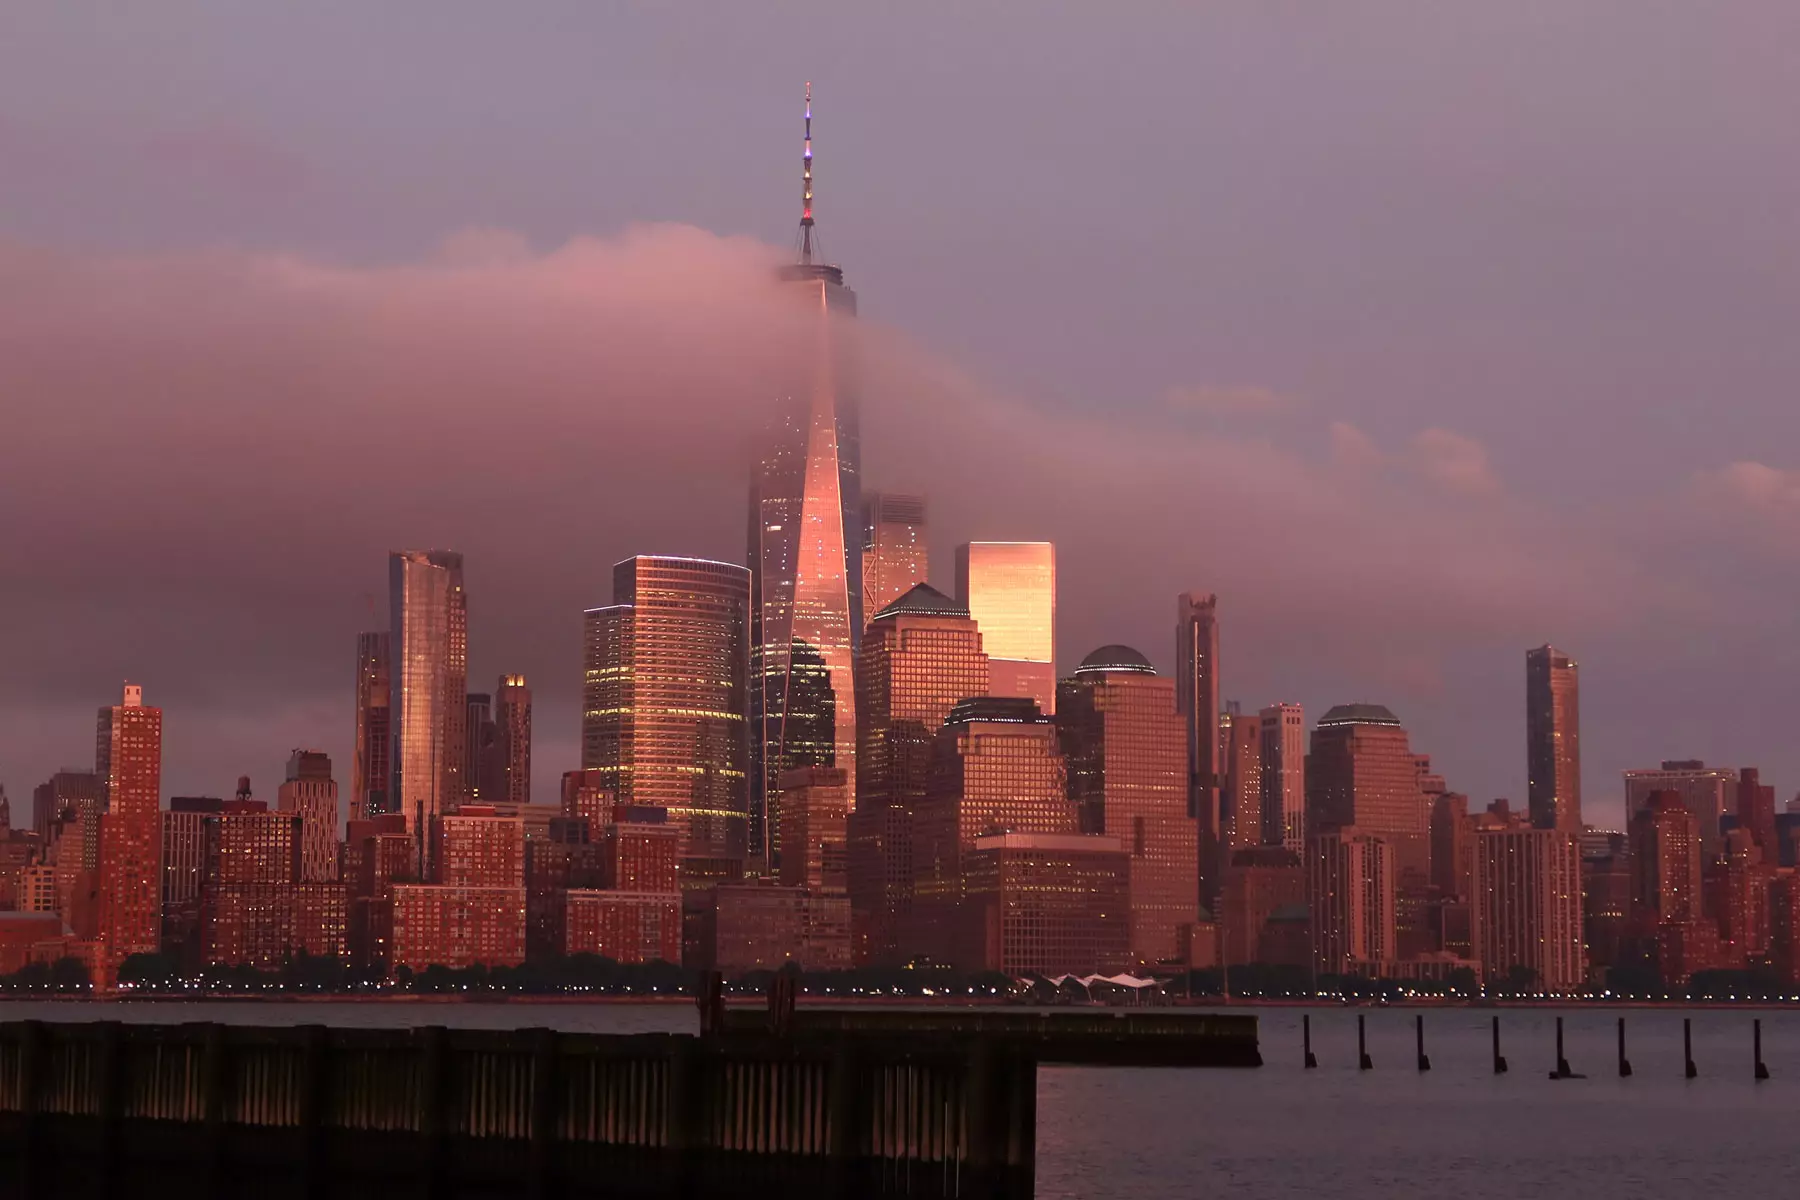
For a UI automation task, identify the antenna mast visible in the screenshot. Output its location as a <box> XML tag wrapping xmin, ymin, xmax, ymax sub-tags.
<box><xmin>800</xmin><ymin>82</ymin><xmax>814</xmax><ymax>264</ymax></box>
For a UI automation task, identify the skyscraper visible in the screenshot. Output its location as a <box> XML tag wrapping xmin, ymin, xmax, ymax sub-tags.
<box><xmin>1470</xmin><ymin>826</ymin><xmax>1585</xmax><ymax>993</ymax></box>
<box><xmin>1174</xmin><ymin>592</ymin><xmax>1222</xmax><ymax>914</ymax></box>
<box><xmin>494</xmin><ymin>674</ymin><xmax>533</xmax><ymax>806</ymax></box>
<box><xmin>1526</xmin><ymin>645</ymin><xmax>1581</xmax><ymax>833</ymax></box>
<box><xmin>583</xmin><ymin>556</ymin><xmax>751</xmax><ymax>882</ymax></box>
<box><xmin>1308</xmin><ymin>828</ymin><xmax>1395</xmax><ymax>975</ymax></box>
<box><xmin>96</xmin><ymin>684</ymin><xmax>163</xmax><ymax>974</ymax></box>
<box><xmin>861</xmin><ymin>492</ymin><xmax>928</xmax><ymax>618</ymax></box>
<box><xmin>749</xmin><ymin>85</ymin><xmax>862</xmax><ymax>867</ymax></box>
<box><xmin>278</xmin><ymin>750</ymin><xmax>339</xmax><ymax>884</ymax></box>
<box><xmin>388</xmin><ymin>550</ymin><xmax>467</xmax><ymax>838</ymax></box>
<box><xmin>1259</xmin><ymin>703</ymin><xmax>1306</xmax><ymax>855</ymax></box>
<box><xmin>1306</xmin><ymin>704</ymin><xmax>1430</xmax><ymax>880</ymax></box>
<box><xmin>351</xmin><ymin>632</ymin><xmax>390</xmax><ymax>823</ymax></box>
<box><xmin>1622</xmin><ymin>760</ymin><xmax>1736</xmax><ymax>856</ymax></box>
<box><xmin>464</xmin><ymin>691</ymin><xmax>494</xmax><ymax>802</ymax></box>
<box><xmin>850</xmin><ymin>582</ymin><xmax>989</xmax><ymax>964</ymax></box>
<box><xmin>957</xmin><ymin>542</ymin><xmax>1056</xmax><ymax>713</ymax></box>
<box><xmin>1219</xmin><ymin>704</ymin><xmax>1262</xmax><ymax>852</ymax></box>
<box><xmin>1056</xmin><ymin>645</ymin><xmax>1196</xmax><ymax>964</ymax></box>
<box><xmin>1630</xmin><ymin>791</ymin><xmax>1703</xmax><ymax>925</ymax></box>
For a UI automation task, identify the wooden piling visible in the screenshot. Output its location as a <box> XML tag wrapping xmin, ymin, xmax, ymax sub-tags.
<box><xmin>1491</xmin><ymin>1016</ymin><xmax>1507</xmax><ymax>1075</ymax></box>
<box><xmin>1551</xmin><ymin>1016</ymin><xmax>1573</xmax><ymax>1079</ymax></box>
<box><xmin>1685</xmin><ymin>1018</ymin><xmax>1697</xmax><ymax>1079</ymax></box>
<box><xmin>1303</xmin><ymin>1014</ymin><xmax>1317</xmax><ymax>1070</ymax></box>
<box><xmin>1358</xmin><ymin>1014</ymin><xmax>1373</xmax><ymax>1071</ymax></box>
<box><xmin>1415</xmin><ymin>1014</ymin><xmax>1429</xmax><ymax>1072</ymax></box>
<box><xmin>1617</xmin><ymin>1017</ymin><xmax>1632</xmax><ymax>1078</ymax></box>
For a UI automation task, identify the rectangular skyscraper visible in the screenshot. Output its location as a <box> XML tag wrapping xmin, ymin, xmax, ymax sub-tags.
<box><xmin>956</xmin><ymin>542</ymin><xmax>1056</xmax><ymax>714</ymax></box>
<box><xmin>494</xmin><ymin>674</ymin><xmax>532</xmax><ymax>806</ymax></box>
<box><xmin>861</xmin><ymin>492</ymin><xmax>928</xmax><ymax>618</ymax></box>
<box><xmin>279</xmin><ymin>750</ymin><xmax>339</xmax><ymax>884</ymax></box>
<box><xmin>351</xmin><ymin>632</ymin><xmax>390</xmax><ymax>823</ymax></box>
<box><xmin>389</xmin><ymin>551</ymin><xmax>468</xmax><ymax>843</ymax></box>
<box><xmin>1527</xmin><ymin>645</ymin><xmax>1581</xmax><ymax>833</ymax></box>
<box><xmin>583</xmin><ymin>556</ymin><xmax>750</xmax><ymax>884</ymax></box>
<box><xmin>1259</xmin><ymin>703</ymin><xmax>1306</xmax><ymax>854</ymax></box>
<box><xmin>1175</xmin><ymin>593</ymin><xmax>1221</xmax><ymax>909</ymax></box>
<box><xmin>97</xmin><ymin>684</ymin><xmax>163</xmax><ymax>976</ymax></box>
<box><xmin>1471</xmin><ymin>827</ymin><xmax>1585</xmax><ymax>993</ymax></box>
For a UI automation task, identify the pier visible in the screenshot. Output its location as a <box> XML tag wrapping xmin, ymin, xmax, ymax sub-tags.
<box><xmin>0</xmin><ymin>1007</ymin><xmax>1258</xmax><ymax>1199</ymax></box>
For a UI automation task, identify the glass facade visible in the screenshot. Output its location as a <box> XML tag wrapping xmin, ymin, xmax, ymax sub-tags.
<box><xmin>582</xmin><ymin>556</ymin><xmax>750</xmax><ymax>875</ymax></box>
<box><xmin>749</xmin><ymin>265</ymin><xmax>862</xmax><ymax>868</ymax></box>
<box><xmin>1526</xmin><ymin>645</ymin><xmax>1581</xmax><ymax>833</ymax></box>
<box><xmin>351</xmin><ymin>631</ymin><xmax>390</xmax><ymax>823</ymax></box>
<box><xmin>860</xmin><ymin>491</ymin><xmax>928</xmax><ymax>618</ymax></box>
<box><xmin>956</xmin><ymin>542</ymin><xmax>1055</xmax><ymax>713</ymax></box>
<box><xmin>1056</xmin><ymin>649</ymin><xmax>1196</xmax><ymax>965</ymax></box>
<box><xmin>388</xmin><ymin>550</ymin><xmax>467</xmax><ymax>840</ymax></box>
<box><xmin>1175</xmin><ymin>591</ymin><xmax>1220</xmax><ymax>906</ymax></box>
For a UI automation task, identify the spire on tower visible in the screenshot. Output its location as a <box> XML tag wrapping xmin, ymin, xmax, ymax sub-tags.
<box><xmin>800</xmin><ymin>82</ymin><xmax>815</xmax><ymax>265</ymax></box>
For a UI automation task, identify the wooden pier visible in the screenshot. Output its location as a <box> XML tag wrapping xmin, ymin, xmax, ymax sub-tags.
<box><xmin>0</xmin><ymin>1009</ymin><xmax>1256</xmax><ymax>1199</ymax></box>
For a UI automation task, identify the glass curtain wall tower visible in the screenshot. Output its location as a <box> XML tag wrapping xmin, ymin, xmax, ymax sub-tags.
<box><xmin>748</xmin><ymin>84</ymin><xmax>862</xmax><ymax>867</ymax></box>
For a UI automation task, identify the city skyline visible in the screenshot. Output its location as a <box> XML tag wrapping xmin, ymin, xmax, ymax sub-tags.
<box><xmin>10</xmin><ymin>9</ymin><xmax>1800</xmax><ymax>829</ymax></box>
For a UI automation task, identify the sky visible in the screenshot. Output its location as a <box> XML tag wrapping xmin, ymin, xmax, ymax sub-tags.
<box><xmin>5</xmin><ymin>3</ymin><xmax>1800</xmax><ymax>826</ymax></box>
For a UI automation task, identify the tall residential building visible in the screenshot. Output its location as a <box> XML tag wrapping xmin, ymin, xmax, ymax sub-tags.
<box><xmin>1470</xmin><ymin>827</ymin><xmax>1585</xmax><ymax>993</ymax></box>
<box><xmin>1629</xmin><ymin>791</ymin><xmax>1703</xmax><ymax>926</ymax></box>
<box><xmin>1308</xmin><ymin>828</ymin><xmax>1395</xmax><ymax>975</ymax></box>
<box><xmin>850</xmin><ymin>582</ymin><xmax>990</xmax><ymax>965</ymax></box>
<box><xmin>1306</xmin><ymin>704</ymin><xmax>1430</xmax><ymax>881</ymax></box>
<box><xmin>31</xmin><ymin>769</ymin><xmax>99</xmax><ymax>842</ymax></box>
<box><xmin>1736</xmin><ymin>767</ymin><xmax>1778</xmax><ymax>863</ymax></box>
<box><xmin>1174</xmin><ymin>593</ymin><xmax>1220</xmax><ymax>908</ymax></box>
<box><xmin>1623</xmin><ymin>761</ymin><xmax>1736</xmax><ymax>856</ymax></box>
<box><xmin>1219</xmin><ymin>704</ymin><xmax>1262</xmax><ymax>851</ymax></box>
<box><xmin>1526</xmin><ymin>645</ymin><xmax>1581</xmax><ymax>833</ymax></box>
<box><xmin>748</xmin><ymin>92</ymin><xmax>863</xmax><ymax>872</ymax></box>
<box><xmin>908</xmin><ymin>697</ymin><xmax>1077</xmax><ymax>964</ymax></box>
<box><xmin>860</xmin><ymin>492</ymin><xmax>928</xmax><ymax>619</ymax></box>
<box><xmin>493</xmin><ymin>674</ymin><xmax>532</xmax><ymax>806</ymax></box>
<box><xmin>161</xmin><ymin>796</ymin><xmax>221</xmax><ymax>965</ymax></box>
<box><xmin>96</xmin><ymin>684</ymin><xmax>163</xmax><ymax>973</ymax></box>
<box><xmin>278</xmin><ymin>750</ymin><xmax>339</xmax><ymax>884</ymax></box>
<box><xmin>582</xmin><ymin>556</ymin><xmax>751</xmax><ymax>881</ymax></box>
<box><xmin>464</xmin><ymin>692</ymin><xmax>495</xmax><ymax>802</ymax></box>
<box><xmin>957</xmin><ymin>542</ymin><xmax>1056</xmax><ymax>714</ymax></box>
<box><xmin>351</xmin><ymin>632</ymin><xmax>390</xmax><ymax>823</ymax></box>
<box><xmin>1056</xmin><ymin>645</ymin><xmax>1196</xmax><ymax>965</ymax></box>
<box><xmin>1259</xmin><ymin>703</ymin><xmax>1306</xmax><ymax>855</ymax></box>
<box><xmin>388</xmin><ymin>550</ymin><xmax>468</xmax><ymax>837</ymax></box>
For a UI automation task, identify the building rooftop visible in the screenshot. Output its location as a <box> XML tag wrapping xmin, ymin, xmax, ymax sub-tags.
<box><xmin>944</xmin><ymin>696</ymin><xmax>1049</xmax><ymax>726</ymax></box>
<box><xmin>871</xmin><ymin>582</ymin><xmax>967</xmax><ymax>621</ymax></box>
<box><xmin>1074</xmin><ymin>644</ymin><xmax>1157</xmax><ymax>676</ymax></box>
<box><xmin>1318</xmin><ymin>703</ymin><xmax>1401</xmax><ymax>728</ymax></box>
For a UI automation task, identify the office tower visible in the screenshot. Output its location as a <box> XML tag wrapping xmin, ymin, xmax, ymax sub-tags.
<box><xmin>1308</xmin><ymin>828</ymin><xmax>1395</xmax><ymax>976</ymax></box>
<box><xmin>1712</xmin><ymin>828</ymin><xmax>1774</xmax><ymax>961</ymax></box>
<box><xmin>1622</xmin><ymin>760</ymin><xmax>1736</xmax><ymax>856</ymax></box>
<box><xmin>778</xmin><ymin>766</ymin><xmax>849</xmax><ymax>891</ymax></box>
<box><xmin>493</xmin><ymin>674</ymin><xmax>532</xmax><ymax>806</ymax></box>
<box><xmin>583</xmin><ymin>556</ymin><xmax>751</xmax><ymax>882</ymax></box>
<box><xmin>957</xmin><ymin>542</ymin><xmax>1056</xmax><ymax>714</ymax></box>
<box><xmin>850</xmin><ymin>582</ymin><xmax>989</xmax><ymax>964</ymax></box>
<box><xmin>161</xmin><ymin>797</ymin><xmax>221</xmax><ymax>966</ymax></box>
<box><xmin>748</xmin><ymin>88</ymin><xmax>863</xmax><ymax>873</ymax></box>
<box><xmin>1526</xmin><ymin>645</ymin><xmax>1581</xmax><ymax>832</ymax></box>
<box><xmin>1220</xmin><ymin>846</ymin><xmax>1305</xmax><ymax>967</ymax></box>
<box><xmin>96</xmin><ymin>684</ymin><xmax>163</xmax><ymax>973</ymax></box>
<box><xmin>278</xmin><ymin>750</ymin><xmax>339</xmax><ymax>884</ymax></box>
<box><xmin>1219</xmin><ymin>705</ymin><xmax>1262</xmax><ymax>852</ymax></box>
<box><xmin>560</xmin><ymin>768</ymin><xmax>615</xmax><ymax>831</ymax></box>
<box><xmin>1306</xmin><ymin>705</ymin><xmax>1430</xmax><ymax>879</ymax></box>
<box><xmin>1175</xmin><ymin>593</ymin><xmax>1221</xmax><ymax>906</ymax></box>
<box><xmin>1429</xmin><ymin>793</ymin><xmax>1472</xmax><ymax>899</ymax></box>
<box><xmin>1580</xmin><ymin>831</ymin><xmax>1631</xmax><ymax>972</ymax></box>
<box><xmin>961</xmin><ymin>832</ymin><xmax>1131</xmax><ymax>974</ymax></box>
<box><xmin>683</xmin><ymin>881</ymin><xmax>854</xmax><ymax>973</ymax></box>
<box><xmin>1056</xmin><ymin>645</ymin><xmax>1196</xmax><ymax>964</ymax></box>
<box><xmin>909</xmin><ymin>698</ymin><xmax>1077</xmax><ymax>964</ymax></box>
<box><xmin>31</xmin><ymin>769</ymin><xmax>99</xmax><ymax>842</ymax></box>
<box><xmin>1259</xmin><ymin>704</ymin><xmax>1306</xmax><ymax>855</ymax></box>
<box><xmin>861</xmin><ymin>492</ymin><xmax>928</xmax><ymax>618</ymax></box>
<box><xmin>1630</xmin><ymin>792</ymin><xmax>1702</xmax><ymax>925</ymax></box>
<box><xmin>351</xmin><ymin>632</ymin><xmax>391</xmax><ymax>823</ymax></box>
<box><xmin>1470</xmin><ymin>827</ymin><xmax>1585</xmax><ymax>993</ymax></box>
<box><xmin>465</xmin><ymin>692</ymin><xmax>495</xmax><ymax>802</ymax></box>
<box><xmin>392</xmin><ymin>807</ymin><xmax>526</xmax><ymax>971</ymax></box>
<box><xmin>389</xmin><ymin>550</ymin><xmax>468</xmax><ymax>836</ymax></box>
<box><xmin>1736</xmin><ymin>767</ymin><xmax>1778</xmax><ymax>862</ymax></box>
<box><xmin>200</xmin><ymin>798</ymin><xmax>306</xmax><ymax>969</ymax></box>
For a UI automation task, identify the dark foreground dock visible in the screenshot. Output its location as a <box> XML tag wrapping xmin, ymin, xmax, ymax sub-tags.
<box><xmin>0</xmin><ymin>1008</ymin><xmax>1257</xmax><ymax>1199</ymax></box>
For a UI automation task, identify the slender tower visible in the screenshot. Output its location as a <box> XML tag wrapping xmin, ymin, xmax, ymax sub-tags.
<box><xmin>1176</xmin><ymin>593</ymin><xmax>1222</xmax><ymax>911</ymax></box>
<box><xmin>748</xmin><ymin>84</ymin><xmax>862</xmax><ymax>869</ymax></box>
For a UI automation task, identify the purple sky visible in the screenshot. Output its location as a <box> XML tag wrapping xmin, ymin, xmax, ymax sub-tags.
<box><xmin>5</xmin><ymin>3</ymin><xmax>1800</xmax><ymax>826</ymax></box>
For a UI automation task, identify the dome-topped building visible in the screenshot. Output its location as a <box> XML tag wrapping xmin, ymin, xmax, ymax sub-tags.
<box><xmin>1317</xmin><ymin>703</ymin><xmax>1401</xmax><ymax>729</ymax></box>
<box><xmin>1074</xmin><ymin>644</ymin><xmax>1157</xmax><ymax>676</ymax></box>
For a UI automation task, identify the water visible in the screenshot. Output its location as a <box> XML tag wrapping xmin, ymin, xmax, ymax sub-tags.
<box><xmin>5</xmin><ymin>1000</ymin><xmax>1795</xmax><ymax>1197</ymax></box>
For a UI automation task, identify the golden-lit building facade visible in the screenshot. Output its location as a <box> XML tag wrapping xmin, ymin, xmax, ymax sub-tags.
<box><xmin>96</xmin><ymin>684</ymin><xmax>163</xmax><ymax>970</ymax></box>
<box><xmin>582</xmin><ymin>556</ymin><xmax>750</xmax><ymax>880</ymax></box>
<box><xmin>962</xmin><ymin>832</ymin><xmax>1130</xmax><ymax>975</ymax></box>
<box><xmin>1306</xmin><ymin>704</ymin><xmax>1429</xmax><ymax>880</ymax></box>
<box><xmin>956</xmin><ymin>541</ymin><xmax>1055</xmax><ymax>715</ymax></box>
<box><xmin>1219</xmin><ymin>705</ymin><xmax>1263</xmax><ymax>851</ymax></box>
<box><xmin>1056</xmin><ymin>646</ymin><xmax>1196</xmax><ymax>965</ymax></box>
<box><xmin>388</xmin><ymin>550</ymin><xmax>467</xmax><ymax>834</ymax></box>
<box><xmin>908</xmin><ymin>697</ymin><xmax>1076</xmax><ymax>964</ymax></box>
<box><xmin>1527</xmin><ymin>645</ymin><xmax>1582</xmax><ymax>833</ymax></box>
<box><xmin>1471</xmin><ymin>827</ymin><xmax>1585</xmax><ymax>993</ymax></box>
<box><xmin>850</xmin><ymin>583</ymin><xmax>990</xmax><ymax>964</ymax></box>
<box><xmin>860</xmin><ymin>492</ymin><xmax>928</xmax><ymax>619</ymax></box>
<box><xmin>1308</xmin><ymin>827</ymin><xmax>1395</xmax><ymax>975</ymax></box>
